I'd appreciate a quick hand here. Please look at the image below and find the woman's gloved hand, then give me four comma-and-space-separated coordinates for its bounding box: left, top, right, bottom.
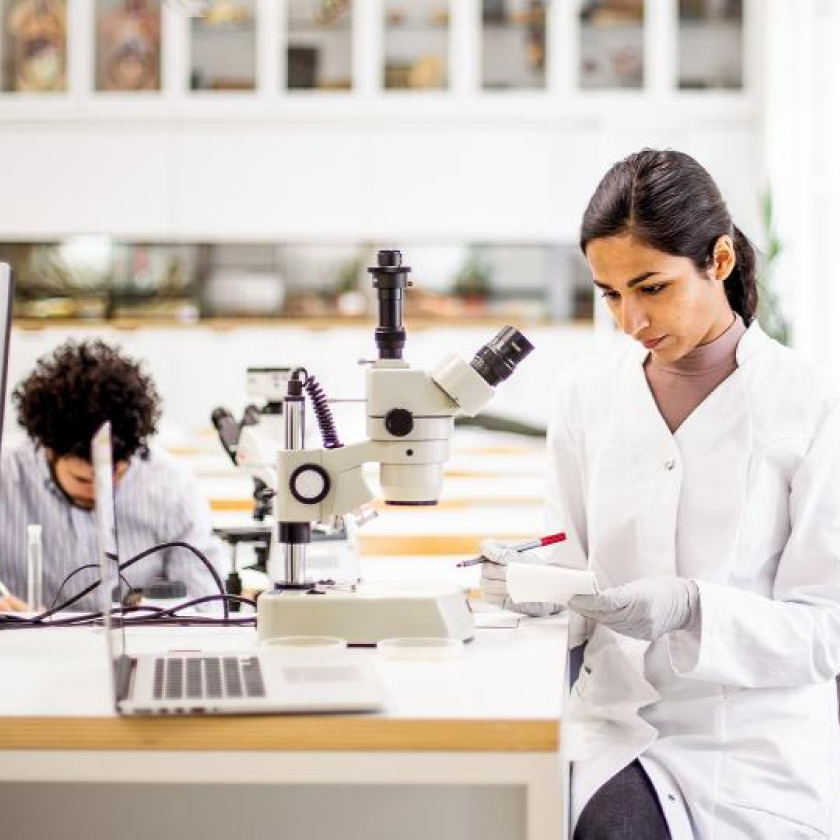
478, 539, 561, 618
478, 539, 519, 607
569, 577, 699, 641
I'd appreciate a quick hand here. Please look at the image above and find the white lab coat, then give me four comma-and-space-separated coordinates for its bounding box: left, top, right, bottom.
546, 322, 840, 839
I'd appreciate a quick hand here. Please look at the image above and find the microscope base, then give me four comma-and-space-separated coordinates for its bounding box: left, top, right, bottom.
257, 583, 475, 645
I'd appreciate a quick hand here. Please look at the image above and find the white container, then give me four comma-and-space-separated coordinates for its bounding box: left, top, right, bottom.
26, 524, 43, 609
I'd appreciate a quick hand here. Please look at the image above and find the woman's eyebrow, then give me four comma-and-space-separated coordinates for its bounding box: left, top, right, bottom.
592, 271, 661, 290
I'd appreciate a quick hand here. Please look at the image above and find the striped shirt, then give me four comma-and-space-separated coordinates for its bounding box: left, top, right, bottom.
0, 438, 226, 612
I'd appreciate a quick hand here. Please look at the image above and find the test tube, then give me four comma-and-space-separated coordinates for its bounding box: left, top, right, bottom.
27, 524, 43, 609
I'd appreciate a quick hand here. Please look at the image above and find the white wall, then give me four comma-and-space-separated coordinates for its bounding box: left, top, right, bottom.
762, 0, 840, 371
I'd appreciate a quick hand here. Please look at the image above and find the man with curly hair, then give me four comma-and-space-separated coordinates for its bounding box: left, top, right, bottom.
0, 339, 224, 612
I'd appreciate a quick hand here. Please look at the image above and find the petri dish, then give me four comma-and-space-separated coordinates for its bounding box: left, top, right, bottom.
377, 637, 464, 661
260, 635, 347, 649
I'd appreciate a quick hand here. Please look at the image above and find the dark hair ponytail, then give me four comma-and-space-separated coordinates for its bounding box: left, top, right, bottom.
580, 149, 758, 325
727, 225, 758, 325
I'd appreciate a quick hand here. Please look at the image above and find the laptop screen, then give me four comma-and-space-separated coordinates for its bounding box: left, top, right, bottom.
0, 264, 13, 454
93, 422, 128, 698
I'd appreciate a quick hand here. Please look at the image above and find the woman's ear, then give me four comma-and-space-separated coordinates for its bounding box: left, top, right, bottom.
712, 235, 736, 282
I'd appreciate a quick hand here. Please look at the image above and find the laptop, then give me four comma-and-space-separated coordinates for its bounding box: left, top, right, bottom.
0, 264, 12, 455
92, 422, 386, 715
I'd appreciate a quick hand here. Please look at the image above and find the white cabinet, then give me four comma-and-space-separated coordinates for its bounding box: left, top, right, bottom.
0, 0, 764, 242
0, 1, 758, 103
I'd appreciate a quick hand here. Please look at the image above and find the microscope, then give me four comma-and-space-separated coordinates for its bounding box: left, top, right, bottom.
211, 368, 359, 595
257, 249, 534, 644
212, 367, 291, 522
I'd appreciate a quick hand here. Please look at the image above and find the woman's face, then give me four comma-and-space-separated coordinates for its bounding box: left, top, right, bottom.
585, 233, 736, 364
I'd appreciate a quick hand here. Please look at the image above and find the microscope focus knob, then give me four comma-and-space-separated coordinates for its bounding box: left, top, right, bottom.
289, 464, 331, 505
385, 408, 414, 437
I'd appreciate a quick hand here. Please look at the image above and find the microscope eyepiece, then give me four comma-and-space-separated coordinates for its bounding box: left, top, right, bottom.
470, 327, 534, 387
368, 248, 412, 360
377, 249, 402, 268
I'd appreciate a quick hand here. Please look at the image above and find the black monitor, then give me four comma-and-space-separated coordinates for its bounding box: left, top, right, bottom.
0, 264, 11, 448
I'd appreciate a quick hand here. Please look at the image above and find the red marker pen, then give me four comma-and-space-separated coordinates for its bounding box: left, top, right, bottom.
456, 532, 567, 567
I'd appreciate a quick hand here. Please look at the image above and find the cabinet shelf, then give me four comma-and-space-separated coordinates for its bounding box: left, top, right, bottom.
385, 23, 450, 31
288, 21, 352, 32
0, 0, 751, 106
12, 314, 573, 330
192, 22, 255, 33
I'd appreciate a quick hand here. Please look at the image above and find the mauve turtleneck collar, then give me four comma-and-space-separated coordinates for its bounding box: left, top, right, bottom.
648, 313, 746, 377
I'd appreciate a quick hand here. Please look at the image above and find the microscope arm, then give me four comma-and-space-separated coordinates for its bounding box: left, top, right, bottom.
275, 436, 453, 523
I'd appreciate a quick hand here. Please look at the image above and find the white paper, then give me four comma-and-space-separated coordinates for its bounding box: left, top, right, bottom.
507, 563, 599, 606
472, 610, 521, 629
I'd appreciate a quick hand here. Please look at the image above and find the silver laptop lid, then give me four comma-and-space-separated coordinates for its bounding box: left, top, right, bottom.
93, 422, 129, 705
0, 264, 12, 454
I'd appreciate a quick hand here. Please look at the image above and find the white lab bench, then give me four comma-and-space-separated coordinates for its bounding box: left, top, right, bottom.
0, 613, 570, 840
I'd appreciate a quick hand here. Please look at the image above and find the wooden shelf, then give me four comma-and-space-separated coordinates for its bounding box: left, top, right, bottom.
12, 315, 570, 331
209, 497, 540, 514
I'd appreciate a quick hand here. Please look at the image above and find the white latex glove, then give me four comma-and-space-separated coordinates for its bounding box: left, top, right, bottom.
478, 539, 561, 618
568, 577, 699, 642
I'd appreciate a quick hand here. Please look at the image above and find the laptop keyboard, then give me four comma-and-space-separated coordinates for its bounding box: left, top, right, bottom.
153, 656, 266, 700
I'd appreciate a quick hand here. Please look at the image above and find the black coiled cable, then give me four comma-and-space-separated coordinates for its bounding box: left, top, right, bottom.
293, 368, 343, 449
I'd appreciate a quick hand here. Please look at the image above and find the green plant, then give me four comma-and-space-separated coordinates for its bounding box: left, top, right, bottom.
453, 247, 491, 299
756, 189, 790, 346
334, 251, 365, 296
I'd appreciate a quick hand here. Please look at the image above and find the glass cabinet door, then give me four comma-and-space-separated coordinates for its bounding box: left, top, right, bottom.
1, 0, 68, 92
481, 0, 546, 90
190, 0, 256, 91
678, 0, 743, 90
286, 0, 353, 90
95, 0, 162, 92
579, 0, 644, 90
384, 0, 449, 91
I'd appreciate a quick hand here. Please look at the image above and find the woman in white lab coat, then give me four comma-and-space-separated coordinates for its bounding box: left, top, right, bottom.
483, 149, 840, 838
